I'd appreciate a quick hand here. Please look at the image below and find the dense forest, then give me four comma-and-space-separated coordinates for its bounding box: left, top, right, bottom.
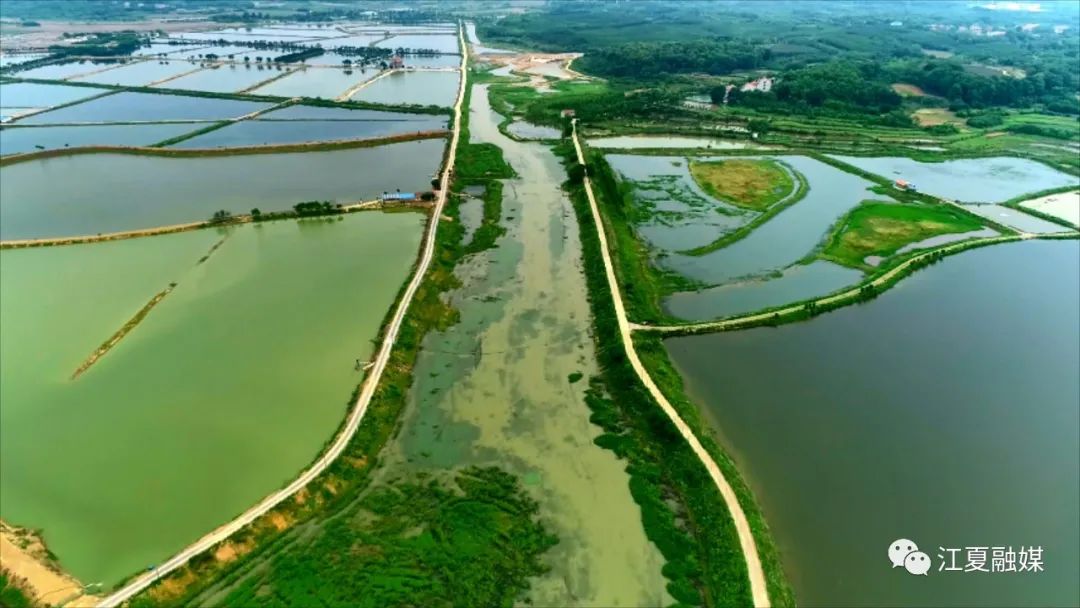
482, 0, 1080, 117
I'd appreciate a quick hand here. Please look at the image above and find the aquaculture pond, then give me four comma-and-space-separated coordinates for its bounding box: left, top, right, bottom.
351, 70, 459, 107
255, 104, 446, 123
18, 91, 270, 124
965, 204, 1072, 234
0, 53, 46, 67
604, 153, 750, 252
0, 212, 425, 586
252, 67, 376, 100
13, 60, 118, 80
0, 123, 201, 155
663, 156, 885, 284
156, 64, 283, 93
378, 85, 671, 605
665, 260, 863, 320
589, 135, 762, 149
172, 118, 445, 148
0, 138, 443, 239
828, 155, 1079, 203
401, 54, 462, 68
0, 82, 108, 109
376, 34, 460, 53
665, 239, 1079, 607
72, 60, 200, 87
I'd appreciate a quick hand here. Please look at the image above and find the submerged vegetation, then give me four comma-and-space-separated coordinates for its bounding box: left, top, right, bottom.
688, 158, 794, 211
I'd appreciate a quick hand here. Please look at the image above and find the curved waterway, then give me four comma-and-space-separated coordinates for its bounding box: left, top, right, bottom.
379, 85, 670, 605
665, 239, 1079, 607
0, 213, 424, 585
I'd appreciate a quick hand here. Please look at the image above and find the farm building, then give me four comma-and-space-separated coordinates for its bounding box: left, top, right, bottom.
740, 77, 774, 93
381, 191, 418, 202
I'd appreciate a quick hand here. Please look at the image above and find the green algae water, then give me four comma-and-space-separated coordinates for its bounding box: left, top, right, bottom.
378, 85, 670, 605
0, 212, 423, 585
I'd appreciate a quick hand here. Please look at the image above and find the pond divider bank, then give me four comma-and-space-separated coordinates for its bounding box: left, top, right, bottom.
569, 121, 778, 607
70, 284, 175, 380
95, 25, 468, 608
637, 232, 1079, 335
0, 129, 448, 167
1000, 185, 1080, 230
0, 198, 436, 250
69, 231, 233, 379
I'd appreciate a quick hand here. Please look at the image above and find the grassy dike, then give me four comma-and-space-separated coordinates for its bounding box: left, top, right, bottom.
0, 130, 449, 167
123, 72, 543, 607
554, 140, 795, 608
2, 76, 452, 116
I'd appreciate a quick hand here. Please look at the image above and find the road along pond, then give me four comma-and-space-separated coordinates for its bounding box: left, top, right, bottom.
0, 212, 424, 586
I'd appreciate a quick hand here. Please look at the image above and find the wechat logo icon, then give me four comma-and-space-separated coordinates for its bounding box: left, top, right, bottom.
890, 538, 931, 576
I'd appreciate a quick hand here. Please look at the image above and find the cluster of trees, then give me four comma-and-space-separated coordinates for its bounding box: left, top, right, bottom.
274, 47, 324, 63
50, 31, 145, 57
710, 61, 903, 116
888, 59, 1079, 111
292, 201, 340, 216
577, 40, 770, 78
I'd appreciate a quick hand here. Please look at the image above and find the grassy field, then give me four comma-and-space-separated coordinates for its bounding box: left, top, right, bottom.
688, 158, 794, 211
212, 468, 557, 607
912, 108, 964, 127
822, 201, 987, 269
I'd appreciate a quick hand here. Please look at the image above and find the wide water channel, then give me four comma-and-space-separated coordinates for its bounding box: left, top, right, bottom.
665, 239, 1079, 607
0, 212, 424, 585
378, 85, 671, 604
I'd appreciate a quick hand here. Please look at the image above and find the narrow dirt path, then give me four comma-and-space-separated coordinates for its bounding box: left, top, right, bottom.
571, 121, 771, 607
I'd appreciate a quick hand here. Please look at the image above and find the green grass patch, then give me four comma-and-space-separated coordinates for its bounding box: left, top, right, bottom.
214, 467, 557, 608
821, 201, 987, 269
681, 162, 809, 256
688, 158, 794, 211
0, 569, 36, 608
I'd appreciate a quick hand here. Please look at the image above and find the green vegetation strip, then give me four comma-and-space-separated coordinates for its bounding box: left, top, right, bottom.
821, 201, 987, 269
688, 158, 794, 211
556, 141, 795, 607
71, 283, 177, 380
0, 130, 449, 167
